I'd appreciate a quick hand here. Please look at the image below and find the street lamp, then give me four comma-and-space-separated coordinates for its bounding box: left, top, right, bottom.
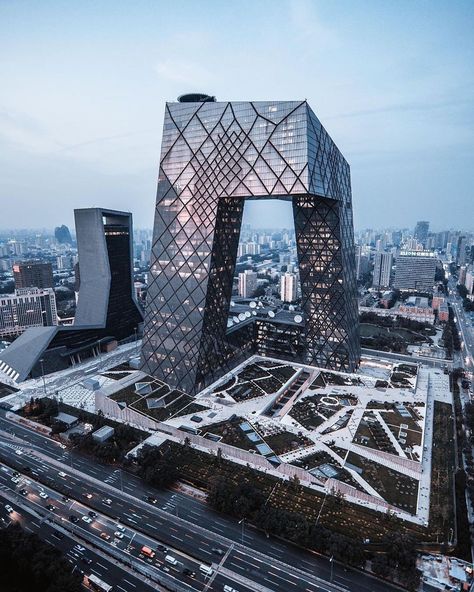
39, 359, 47, 396
134, 327, 138, 356
238, 518, 245, 545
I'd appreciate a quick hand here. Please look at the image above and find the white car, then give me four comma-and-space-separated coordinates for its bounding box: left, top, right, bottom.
39, 491, 48, 499
58, 472, 67, 478
102, 498, 112, 506
11, 477, 20, 484
81, 516, 93, 524
5, 505, 13, 513
14, 450, 23, 456
116, 524, 126, 532
114, 531, 124, 539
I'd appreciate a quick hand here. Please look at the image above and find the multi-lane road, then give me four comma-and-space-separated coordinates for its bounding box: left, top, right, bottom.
0, 411, 401, 592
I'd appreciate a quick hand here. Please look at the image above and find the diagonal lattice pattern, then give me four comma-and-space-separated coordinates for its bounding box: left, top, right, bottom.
141, 100, 360, 394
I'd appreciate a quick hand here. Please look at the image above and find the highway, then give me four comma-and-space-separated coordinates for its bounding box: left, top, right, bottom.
0, 411, 401, 592
0, 496, 159, 592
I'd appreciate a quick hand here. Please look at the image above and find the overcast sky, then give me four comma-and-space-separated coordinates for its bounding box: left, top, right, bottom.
1, 0, 473, 231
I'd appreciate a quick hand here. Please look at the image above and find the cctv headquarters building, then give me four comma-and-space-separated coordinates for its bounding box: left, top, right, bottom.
141, 96, 360, 395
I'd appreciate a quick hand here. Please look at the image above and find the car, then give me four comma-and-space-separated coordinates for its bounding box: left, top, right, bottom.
23, 466, 31, 473
212, 547, 224, 556
144, 496, 157, 504
11, 477, 20, 484
39, 491, 48, 499
19, 489, 27, 496
62, 495, 70, 502
100, 532, 111, 541
165, 555, 178, 566
81, 557, 93, 565
224, 586, 239, 592
114, 531, 124, 539
116, 524, 126, 532
161, 566, 170, 573
4, 505, 13, 513
156, 544, 168, 553
69, 515, 79, 523
46, 504, 56, 512
84, 493, 93, 499
59, 444, 67, 449
75, 545, 86, 552
183, 568, 196, 578
102, 498, 112, 506
58, 472, 67, 478
81, 516, 93, 524
15, 450, 23, 456
88, 511, 97, 518
53, 531, 64, 539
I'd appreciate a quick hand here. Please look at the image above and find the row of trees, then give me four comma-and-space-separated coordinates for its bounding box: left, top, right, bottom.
448, 371, 473, 560
0, 524, 82, 592
457, 284, 474, 312
133, 443, 420, 589
69, 421, 143, 464
207, 475, 420, 589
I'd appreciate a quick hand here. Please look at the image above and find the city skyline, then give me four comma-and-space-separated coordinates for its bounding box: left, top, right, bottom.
2, 1, 474, 230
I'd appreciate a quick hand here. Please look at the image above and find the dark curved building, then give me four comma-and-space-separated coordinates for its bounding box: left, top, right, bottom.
141, 98, 360, 394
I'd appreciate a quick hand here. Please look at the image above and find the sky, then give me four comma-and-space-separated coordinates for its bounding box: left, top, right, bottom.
1, 0, 473, 232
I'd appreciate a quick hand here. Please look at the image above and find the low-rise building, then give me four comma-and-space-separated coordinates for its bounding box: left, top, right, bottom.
92, 425, 114, 443
398, 296, 435, 324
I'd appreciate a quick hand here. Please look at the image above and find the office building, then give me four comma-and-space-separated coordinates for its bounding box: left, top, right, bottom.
238, 270, 257, 298
372, 252, 393, 289
0, 288, 58, 338
398, 296, 435, 324
13, 260, 54, 289
414, 221, 429, 245
0, 208, 143, 382
393, 251, 437, 293
141, 96, 360, 394
280, 272, 297, 303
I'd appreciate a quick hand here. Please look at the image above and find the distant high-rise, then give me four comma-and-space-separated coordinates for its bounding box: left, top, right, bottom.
141, 96, 360, 394
13, 260, 54, 290
372, 252, 393, 289
54, 225, 73, 245
393, 251, 437, 293
457, 236, 467, 266
414, 221, 429, 245
280, 272, 297, 302
238, 270, 258, 298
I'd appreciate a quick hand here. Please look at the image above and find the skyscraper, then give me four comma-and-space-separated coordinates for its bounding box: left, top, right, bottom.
141, 96, 360, 394
13, 261, 54, 290
238, 270, 257, 298
372, 252, 393, 289
414, 221, 429, 245
457, 236, 467, 266
280, 272, 297, 302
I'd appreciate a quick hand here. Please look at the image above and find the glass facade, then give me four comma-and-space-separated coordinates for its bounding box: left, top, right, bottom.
141, 100, 360, 394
